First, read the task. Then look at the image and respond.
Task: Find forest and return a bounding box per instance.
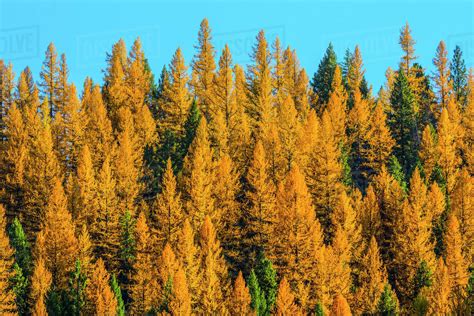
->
[0,19,472,315]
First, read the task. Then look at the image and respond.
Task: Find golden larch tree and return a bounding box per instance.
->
[158,243,179,287]
[182,119,216,228]
[437,107,461,194]
[151,158,184,250]
[229,271,252,316]
[355,236,386,314]
[428,258,451,315]
[450,169,473,263]
[93,157,120,272]
[243,140,276,260]
[70,144,97,229]
[43,179,78,289]
[364,102,395,177]
[330,294,352,316]
[274,164,324,294]
[2,103,28,221]
[29,257,52,316]
[198,216,229,315]
[0,205,17,315]
[191,18,216,117]
[175,219,201,307]
[86,258,118,316]
[129,211,159,315]
[170,266,192,316]
[82,84,114,170]
[306,110,343,237]
[432,41,452,110]
[326,65,347,146]
[159,48,192,136]
[399,22,416,76]
[23,98,61,238]
[444,214,469,305]
[419,125,438,180]
[212,153,241,267]
[275,277,302,316]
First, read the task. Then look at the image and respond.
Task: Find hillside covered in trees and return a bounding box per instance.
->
[0,19,473,315]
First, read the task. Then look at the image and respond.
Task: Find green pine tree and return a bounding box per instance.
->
[311,43,337,110]
[68,260,87,316]
[248,269,267,316]
[389,69,418,177]
[377,283,399,316]
[254,253,278,313]
[111,274,126,316]
[8,218,32,276]
[450,45,468,106]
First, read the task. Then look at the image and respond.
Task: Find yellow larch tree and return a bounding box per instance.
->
[2,103,28,221]
[102,39,127,124]
[419,125,438,180]
[151,158,184,250]
[82,84,114,170]
[355,236,386,314]
[209,44,234,154]
[93,157,120,272]
[243,140,276,261]
[399,22,416,77]
[274,164,324,298]
[158,243,179,288]
[198,216,229,315]
[0,205,17,315]
[306,110,343,237]
[247,30,275,139]
[77,224,93,277]
[29,257,52,316]
[53,84,84,178]
[129,211,159,315]
[326,65,347,146]
[39,43,59,117]
[86,258,118,316]
[182,119,216,229]
[170,266,192,316]
[359,185,381,243]
[371,166,405,267]
[277,95,301,174]
[364,102,395,177]
[432,41,452,110]
[331,191,363,259]
[42,179,78,289]
[23,98,61,238]
[437,107,461,195]
[124,38,156,150]
[212,153,241,267]
[159,48,192,137]
[114,119,141,216]
[191,18,216,119]
[229,271,252,316]
[329,227,353,303]
[428,258,451,315]
[14,67,36,110]
[175,219,201,307]
[298,109,319,172]
[70,144,97,229]
[275,277,302,316]
[330,294,352,316]
[444,214,469,305]
[450,169,473,263]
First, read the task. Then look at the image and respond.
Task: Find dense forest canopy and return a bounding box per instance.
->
[0,19,473,315]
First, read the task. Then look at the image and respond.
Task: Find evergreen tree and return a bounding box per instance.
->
[389,69,418,177]
[248,269,267,316]
[254,253,278,313]
[67,260,87,316]
[311,43,338,110]
[450,45,468,106]
[110,275,125,316]
[376,283,399,315]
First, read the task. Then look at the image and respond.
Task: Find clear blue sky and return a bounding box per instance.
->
[1,0,472,92]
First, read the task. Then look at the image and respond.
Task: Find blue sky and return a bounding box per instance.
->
[0,0,472,92]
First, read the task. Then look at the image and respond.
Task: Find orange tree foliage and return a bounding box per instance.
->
[0,19,472,315]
